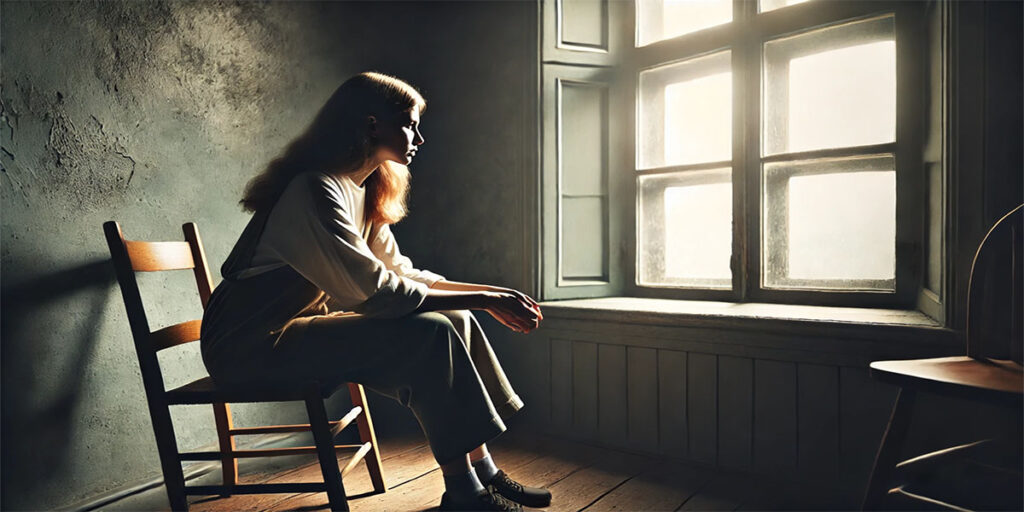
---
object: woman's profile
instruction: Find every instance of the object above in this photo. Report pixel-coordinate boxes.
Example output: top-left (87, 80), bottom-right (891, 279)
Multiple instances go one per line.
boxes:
top-left (199, 71), bottom-right (547, 511)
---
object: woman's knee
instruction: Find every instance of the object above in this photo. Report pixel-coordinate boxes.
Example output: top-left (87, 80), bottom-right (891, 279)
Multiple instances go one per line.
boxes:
top-left (405, 312), bottom-right (458, 340)
top-left (438, 309), bottom-right (473, 330)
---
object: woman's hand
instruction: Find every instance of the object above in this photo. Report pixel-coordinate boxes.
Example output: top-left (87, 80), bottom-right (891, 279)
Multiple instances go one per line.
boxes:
top-left (426, 280), bottom-right (543, 332)
top-left (483, 290), bottom-right (543, 333)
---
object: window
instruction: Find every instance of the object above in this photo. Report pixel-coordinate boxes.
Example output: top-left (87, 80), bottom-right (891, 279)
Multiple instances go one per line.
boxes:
top-left (541, 0), bottom-right (938, 311)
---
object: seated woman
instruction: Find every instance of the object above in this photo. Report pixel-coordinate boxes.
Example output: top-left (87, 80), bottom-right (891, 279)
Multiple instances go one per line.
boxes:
top-left (200, 71), bottom-right (548, 512)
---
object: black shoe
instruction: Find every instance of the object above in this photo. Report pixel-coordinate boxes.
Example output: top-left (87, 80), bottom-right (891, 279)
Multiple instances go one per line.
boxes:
top-left (484, 470), bottom-right (552, 508)
top-left (440, 488), bottom-right (523, 511)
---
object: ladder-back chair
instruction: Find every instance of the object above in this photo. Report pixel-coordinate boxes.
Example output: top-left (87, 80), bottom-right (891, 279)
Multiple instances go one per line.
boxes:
top-left (104, 221), bottom-right (386, 511)
top-left (863, 204), bottom-right (1024, 510)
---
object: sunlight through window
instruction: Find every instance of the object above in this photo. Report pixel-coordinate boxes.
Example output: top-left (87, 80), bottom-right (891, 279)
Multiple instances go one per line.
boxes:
top-left (636, 0), bottom-right (732, 46)
top-left (664, 182), bottom-right (732, 280)
top-left (639, 169), bottom-right (732, 287)
top-left (760, 0), bottom-right (812, 13)
top-left (788, 41), bottom-right (896, 153)
top-left (787, 171), bottom-right (896, 280)
top-left (665, 73), bottom-right (732, 166)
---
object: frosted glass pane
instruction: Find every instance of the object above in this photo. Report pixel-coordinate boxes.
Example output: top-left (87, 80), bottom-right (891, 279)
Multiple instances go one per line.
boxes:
top-left (764, 17), bottom-right (896, 155)
top-left (763, 156), bottom-right (895, 289)
top-left (636, 0), bottom-right (732, 47)
top-left (638, 169), bottom-right (732, 287)
top-left (638, 51), bottom-right (731, 169)
top-left (562, 0), bottom-right (606, 47)
top-left (665, 74), bottom-right (731, 166)
top-left (562, 196), bottom-right (606, 279)
top-left (664, 184), bottom-right (732, 279)
top-left (788, 172), bottom-right (894, 280)
top-left (760, 0), bottom-right (811, 13)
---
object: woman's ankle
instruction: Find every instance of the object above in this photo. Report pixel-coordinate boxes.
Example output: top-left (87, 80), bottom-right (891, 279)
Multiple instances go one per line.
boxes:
top-left (439, 453), bottom-right (472, 476)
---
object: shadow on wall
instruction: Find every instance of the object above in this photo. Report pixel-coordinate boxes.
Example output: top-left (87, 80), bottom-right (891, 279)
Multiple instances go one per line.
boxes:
top-left (0, 259), bottom-right (114, 509)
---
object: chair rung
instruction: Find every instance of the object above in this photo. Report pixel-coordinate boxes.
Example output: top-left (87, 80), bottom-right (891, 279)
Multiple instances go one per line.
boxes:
top-left (888, 486), bottom-right (972, 512)
top-left (341, 442), bottom-right (373, 477)
top-left (180, 444), bottom-right (365, 460)
top-left (330, 405), bottom-right (363, 438)
top-left (185, 482), bottom-right (326, 495)
top-left (896, 439), bottom-right (991, 469)
top-left (227, 406), bottom-right (362, 437)
top-left (229, 421), bottom-right (337, 436)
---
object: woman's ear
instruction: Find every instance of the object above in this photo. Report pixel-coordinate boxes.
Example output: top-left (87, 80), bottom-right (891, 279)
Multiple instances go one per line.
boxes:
top-left (366, 115), bottom-right (378, 135)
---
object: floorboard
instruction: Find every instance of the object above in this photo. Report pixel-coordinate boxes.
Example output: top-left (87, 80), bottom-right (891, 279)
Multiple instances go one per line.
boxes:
top-left (100, 430), bottom-right (836, 511)
top-left (584, 464), bottom-right (709, 511)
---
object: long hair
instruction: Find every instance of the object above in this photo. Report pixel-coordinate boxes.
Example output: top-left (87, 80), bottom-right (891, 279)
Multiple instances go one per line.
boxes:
top-left (240, 72), bottom-right (426, 226)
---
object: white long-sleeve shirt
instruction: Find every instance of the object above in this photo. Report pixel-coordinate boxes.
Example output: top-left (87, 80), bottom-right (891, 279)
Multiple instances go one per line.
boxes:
top-left (231, 171), bottom-right (444, 318)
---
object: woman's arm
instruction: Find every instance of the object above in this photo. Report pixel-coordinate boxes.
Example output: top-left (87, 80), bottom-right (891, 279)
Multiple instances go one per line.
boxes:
top-left (416, 287), bottom-right (541, 333)
top-left (430, 280), bottom-right (541, 312)
top-left (424, 280), bottom-right (543, 333)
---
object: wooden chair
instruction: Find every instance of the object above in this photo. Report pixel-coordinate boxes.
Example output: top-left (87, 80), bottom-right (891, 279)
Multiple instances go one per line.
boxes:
top-left (104, 221), bottom-right (387, 511)
top-left (863, 205), bottom-right (1023, 510)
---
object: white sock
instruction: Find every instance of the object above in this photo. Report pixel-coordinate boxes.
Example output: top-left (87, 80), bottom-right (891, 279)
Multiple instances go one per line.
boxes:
top-left (443, 470), bottom-right (485, 502)
top-left (471, 454), bottom-right (500, 483)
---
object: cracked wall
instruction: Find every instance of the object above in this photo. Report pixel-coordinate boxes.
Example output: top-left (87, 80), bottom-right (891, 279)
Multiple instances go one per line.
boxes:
top-left (0, 3), bottom-right (352, 508)
top-left (1, 1), bottom-right (536, 509)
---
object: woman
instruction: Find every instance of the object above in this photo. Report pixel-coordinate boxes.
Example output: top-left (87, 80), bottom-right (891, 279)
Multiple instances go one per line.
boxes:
top-left (200, 72), bottom-right (547, 512)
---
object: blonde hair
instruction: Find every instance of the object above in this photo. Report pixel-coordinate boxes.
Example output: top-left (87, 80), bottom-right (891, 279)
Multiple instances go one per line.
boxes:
top-left (240, 71), bottom-right (427, 226)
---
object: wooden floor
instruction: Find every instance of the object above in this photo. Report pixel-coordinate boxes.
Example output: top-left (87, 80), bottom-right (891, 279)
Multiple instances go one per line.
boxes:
top-left (104, 431), bottom-right (843, 511)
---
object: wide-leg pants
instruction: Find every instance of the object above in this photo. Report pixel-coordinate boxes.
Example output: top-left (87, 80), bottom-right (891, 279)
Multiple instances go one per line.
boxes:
top-left (261, 310), bottom-right (524, 465)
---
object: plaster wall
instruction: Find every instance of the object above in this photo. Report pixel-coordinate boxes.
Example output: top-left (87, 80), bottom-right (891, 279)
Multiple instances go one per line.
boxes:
top-left (0, 1), bottom-right (537, 509)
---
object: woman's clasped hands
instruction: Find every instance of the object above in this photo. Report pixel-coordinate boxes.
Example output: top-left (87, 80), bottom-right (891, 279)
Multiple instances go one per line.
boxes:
top-left (483, 288), bottom-right (543, 334)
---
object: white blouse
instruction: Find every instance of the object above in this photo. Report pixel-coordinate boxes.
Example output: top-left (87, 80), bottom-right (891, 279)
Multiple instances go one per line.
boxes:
top-left (232, 171), bottom-right (445, 318)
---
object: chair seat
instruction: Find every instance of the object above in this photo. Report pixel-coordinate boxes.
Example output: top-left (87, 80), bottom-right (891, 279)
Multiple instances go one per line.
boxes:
top-left (870, 356), bottom-right (1023, 406)
top-left (165, 376), bottom-right (347, 405)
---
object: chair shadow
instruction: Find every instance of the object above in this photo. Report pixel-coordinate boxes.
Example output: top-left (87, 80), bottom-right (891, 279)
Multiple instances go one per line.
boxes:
top-left (1, 258), bottom-right (115, 509)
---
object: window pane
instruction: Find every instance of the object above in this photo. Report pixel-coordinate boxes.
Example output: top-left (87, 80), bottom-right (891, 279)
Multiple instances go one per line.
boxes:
top-left (636, 0), bottom-right (732, 47)
top-left (638, 51), bottom-right (731, 169)
top-left (764, 16), bottom-right (895, 155)
top-left (759, 0), bottom-right (812, 13)
top-left (639, 169), bottom-right (732, 287)
top-left (763, 155), bottom-right (895, 290)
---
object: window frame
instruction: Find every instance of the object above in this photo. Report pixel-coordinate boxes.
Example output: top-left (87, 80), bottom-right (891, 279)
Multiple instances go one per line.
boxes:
top-left (541, 0), bottom-right (935, 312)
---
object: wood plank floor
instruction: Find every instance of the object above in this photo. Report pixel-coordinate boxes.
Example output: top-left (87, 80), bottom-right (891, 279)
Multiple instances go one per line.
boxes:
top-left (103, 431), bottom-right (845, 511)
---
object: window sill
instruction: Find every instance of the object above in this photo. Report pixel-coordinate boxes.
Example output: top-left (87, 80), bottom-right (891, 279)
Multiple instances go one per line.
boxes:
top-left (537, 297), bottom-right (958, 349)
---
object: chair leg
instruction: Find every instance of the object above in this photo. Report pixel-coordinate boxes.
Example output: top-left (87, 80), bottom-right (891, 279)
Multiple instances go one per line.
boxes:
top-left (348, 382), bottom-right (387, 493)
top-left (212, 402), bottom-right (238, 495)
top-left (149, 402), bottom-right (189, 511)
top-left (305, 386), bottom-right (350, 512)
top-left (863, 388), bottom-right (917, 510)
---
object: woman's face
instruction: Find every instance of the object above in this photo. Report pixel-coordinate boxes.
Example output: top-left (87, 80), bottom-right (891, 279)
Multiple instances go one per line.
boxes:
top-left (371, 108), bottom-right (424, 166)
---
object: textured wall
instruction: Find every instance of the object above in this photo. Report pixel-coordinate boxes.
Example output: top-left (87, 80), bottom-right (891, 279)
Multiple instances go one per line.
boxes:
top-left (0, 1), bottom-right (536, 509)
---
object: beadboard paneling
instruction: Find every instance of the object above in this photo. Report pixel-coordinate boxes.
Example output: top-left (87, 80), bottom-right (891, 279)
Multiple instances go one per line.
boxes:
top-left (753, 360), bottom-right (798, 474)
top-left (572, 341), bottom-right (599, 438)
top-left (523, 318), bottom-right (911, 500)
top-left (627, 347), bottom-right (659, 451)
top-left (718, 355), bottom-right (753, 470)
top-left (551, 339), bottom-right (573, 429)
top-left (798, 363), bottom-right (841, 481)
top-left (687, 353), bottom-right (718, 465)
top-left (657, 349), bottom-right (688, 458)
top-left (598, 344), bottom-right (628, 443)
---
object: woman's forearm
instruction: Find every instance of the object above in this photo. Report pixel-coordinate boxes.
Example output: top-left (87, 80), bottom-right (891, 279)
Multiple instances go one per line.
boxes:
top-left (416, 288), bottom-right (492, 312)
top-left (429, 279), bottom-right (497, 293)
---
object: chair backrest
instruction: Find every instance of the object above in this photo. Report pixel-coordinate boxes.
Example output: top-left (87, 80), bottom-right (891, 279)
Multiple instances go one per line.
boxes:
top-left (103, 221), bottom-right (215, 398)
top-left (966, 204), bottom-right (1024, 364)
